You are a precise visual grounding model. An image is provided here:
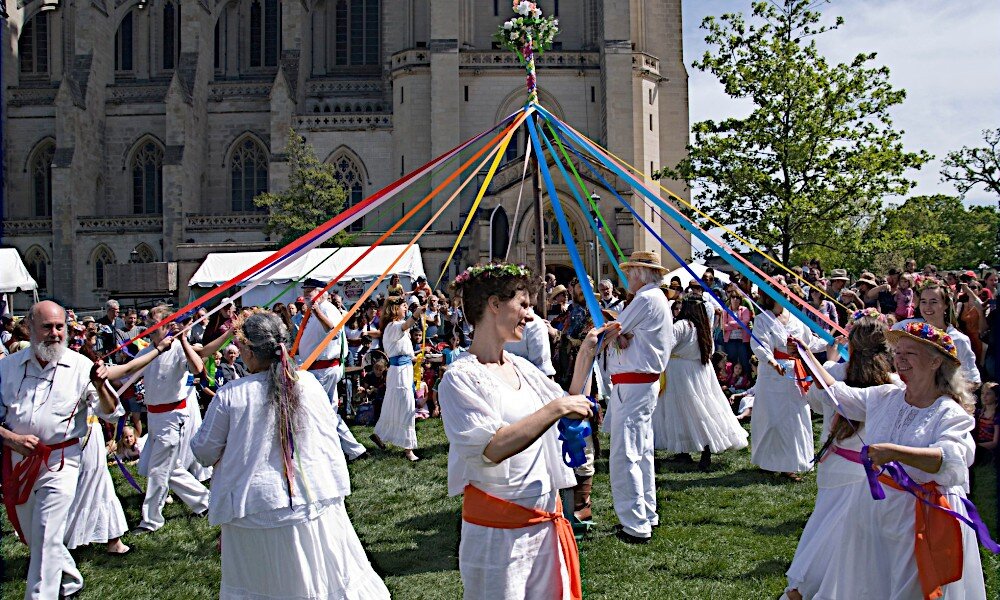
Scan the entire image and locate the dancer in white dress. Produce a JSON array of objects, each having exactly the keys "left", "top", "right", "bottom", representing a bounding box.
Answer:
[
  {"left": 652, "top": 294, "right": 748, "bottom": 470},
  {"left": 784, "top": 310, "right": 902, "bottom": 599},
  {"left": 794, "top": 321, "right": 986, "bottom": 599},
  {"left": 191, "top": 310, "right": 390, "bottom": 600},
  {"left": 439, "top": 262, "right": 608, "bottom": 600},
  {"left": 750, "top": 293, "right": 827, "bottom": 479},
  {"left": 371, "top": 296, "right": 422, "bottom": 461}
]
